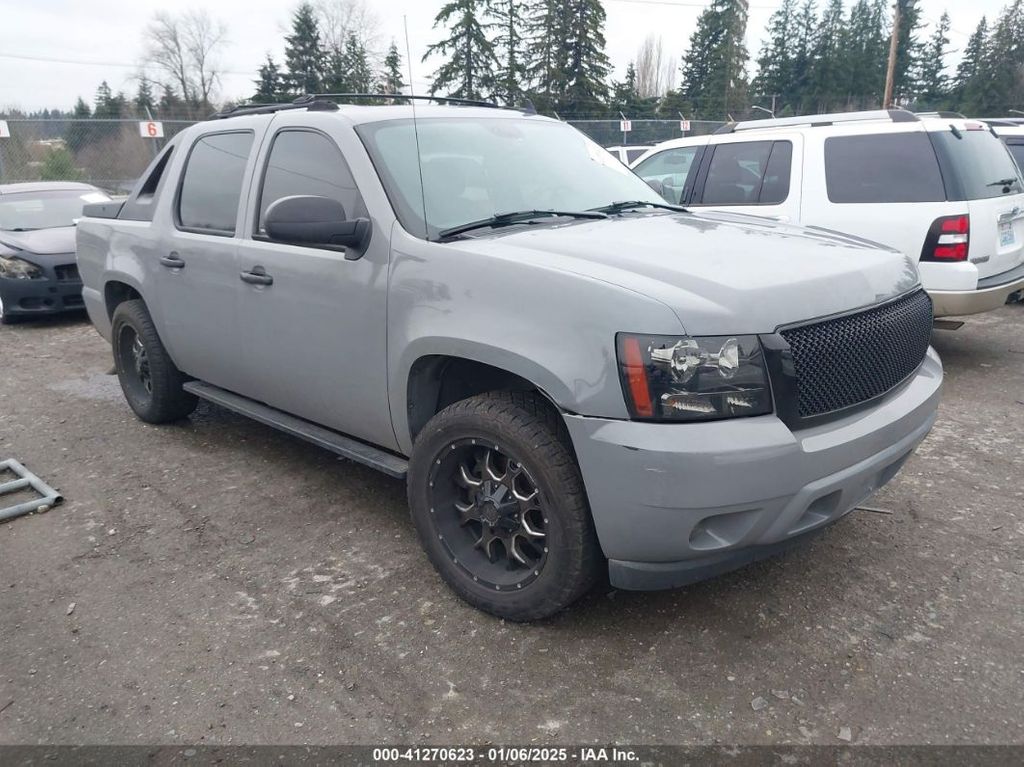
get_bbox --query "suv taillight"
[921,214,969,262]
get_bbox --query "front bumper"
[0,271,84,318]
[928,262,1024,316]
[564,348,942,591]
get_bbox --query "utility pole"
[883,0,901,108]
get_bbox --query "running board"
[183,381,408,479]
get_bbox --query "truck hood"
[452,211,921,335]
[0,226,76,264]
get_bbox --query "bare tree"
[316,0,380,57]
[143,9,228,114]
[634,35,675,99]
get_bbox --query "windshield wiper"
[1,227,38,232]
[987,178,1020,190]
[590,200,687,214]
[437,209,607,239]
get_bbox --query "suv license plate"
[999,220,1015,247]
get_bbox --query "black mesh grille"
[54,264,80,282]
[781,290,933,419]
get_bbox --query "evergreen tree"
[423,0,497,100]
[955,16,988,107]
[806,0,847,112]
[751,0,796,110]
[254,54,285,102]
[892,0,924,103]
[381,41,405,94]
[284,3,326,96]
[489,0,528,104]
[917,12,951,108]
[524,1,569,112]
[134,77,156,117]
[559,0,611,115]
[975,0,1024,114]
[158,84,186,118]
[324,34,374,93]
[679,0,749,119]
[841,0,888,110]
[788,0,819,113]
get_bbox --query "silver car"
[77,99,942,620]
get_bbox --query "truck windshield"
[931,128,1024,200]
[0,189,110,231]
[356,117,665,240]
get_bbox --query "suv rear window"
[824,133,945,204]
[930,128,1023,200]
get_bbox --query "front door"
[234,123,395,450]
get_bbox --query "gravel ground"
[0,307,1022,746]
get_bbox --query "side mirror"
[264,195,371,260]
[645,178,666,197]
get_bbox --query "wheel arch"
[399,345,572,454]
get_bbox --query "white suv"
[631,110,1024,317]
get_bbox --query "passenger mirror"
[645,178,665,197]
[264,195,371,260]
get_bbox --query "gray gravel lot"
[0,307,1022,746]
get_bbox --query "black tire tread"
[112,299,197,424]
[409,390,602,621]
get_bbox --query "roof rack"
[715,108,919,135]
[915,111,967,119]
[209,93,537,120]
[982,117,1024,126]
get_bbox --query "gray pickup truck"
[77,97,942,620]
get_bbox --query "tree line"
[8,0,1024,124]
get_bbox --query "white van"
[632,110,1024,317]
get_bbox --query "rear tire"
[111,299,197,423]
[408,391,602,621]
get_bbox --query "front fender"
[386,229,684,454]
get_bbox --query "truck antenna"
[404,16,429,240]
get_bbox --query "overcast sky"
[0,0,1010,113]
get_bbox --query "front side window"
[698,140,792,206]
[177,131,254,234]
[0,189,110,231]
[257,130,364,234]
[633,147,700,205]
[356,117,665,240]
[824,132,945,204]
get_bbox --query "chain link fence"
[0,117,727,194]
[568,119,726,147]
[0,119,194,194]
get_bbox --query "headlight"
[0,255,44,280]
[617,333,772,421]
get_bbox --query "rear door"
[234,114,395,450]
[929,123,1024,281]
[156,128,259,392]
[687,134,802,222]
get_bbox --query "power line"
[0,51,257,77]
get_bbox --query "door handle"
[240,266,273,286]
[159,252,185,269]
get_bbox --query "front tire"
[408,391,602,621]
[111,299,197,423]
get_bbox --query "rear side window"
[624,148,647,164]
[177,131,254,234]
[1007,141,1024,173]
[930,128,1023,200]
[256,129,363,234]
[698,140,792,206]
[120,143,174,222]
[824,133,945,204]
